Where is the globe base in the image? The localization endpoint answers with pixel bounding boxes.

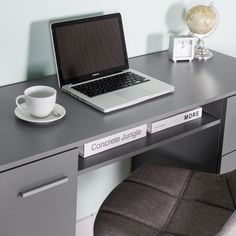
[194,39,213,60]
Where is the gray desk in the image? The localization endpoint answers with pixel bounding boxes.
[1,50,236,236]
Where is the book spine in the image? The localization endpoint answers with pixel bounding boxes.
[148,107,202,134]
[81,124,147,158]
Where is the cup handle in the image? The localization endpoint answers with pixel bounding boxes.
[16,95,27,111]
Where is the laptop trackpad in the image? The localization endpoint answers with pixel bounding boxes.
[115,87,150,101]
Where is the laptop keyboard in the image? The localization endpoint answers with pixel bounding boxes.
[72,72,150,97]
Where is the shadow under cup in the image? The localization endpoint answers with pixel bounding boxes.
[16,86,57,118]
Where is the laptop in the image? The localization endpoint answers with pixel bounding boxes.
[51,13,174,113]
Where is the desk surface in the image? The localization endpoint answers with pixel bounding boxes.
[1,50,236,173]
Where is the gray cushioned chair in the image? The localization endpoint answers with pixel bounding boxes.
[94,164,236,236]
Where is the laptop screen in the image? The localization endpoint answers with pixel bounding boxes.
[51,13,129,87]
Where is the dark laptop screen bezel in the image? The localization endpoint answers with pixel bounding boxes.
[51,13,129,87]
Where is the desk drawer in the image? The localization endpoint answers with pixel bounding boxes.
[223,96,236,155]
[221,151,236,174]
[0,149,78,236]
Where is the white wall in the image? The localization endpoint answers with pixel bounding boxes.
[1,0,235,220]
[1,0,234,88]
[207,1,236,57]
[77,159,131,219]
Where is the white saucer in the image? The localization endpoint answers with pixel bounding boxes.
[15,103,66,124]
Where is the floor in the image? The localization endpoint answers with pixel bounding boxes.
[76,213,97,236]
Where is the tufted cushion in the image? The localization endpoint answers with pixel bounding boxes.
[94,164,236,236]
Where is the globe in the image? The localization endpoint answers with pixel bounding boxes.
[186,4,217,36]
[185,2,219,60]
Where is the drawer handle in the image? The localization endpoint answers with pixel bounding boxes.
[20,177,69,198]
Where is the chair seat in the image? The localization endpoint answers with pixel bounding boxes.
[94,164,236,236]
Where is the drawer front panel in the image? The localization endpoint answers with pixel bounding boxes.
[221,151,236,174]
[0,149,78,236]
[223,96,236,155]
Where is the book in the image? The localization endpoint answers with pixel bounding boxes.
[79,124,147,158]
[148,107,202,134]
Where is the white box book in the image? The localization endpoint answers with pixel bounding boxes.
[148,107,202,134]
[80,124,147,158]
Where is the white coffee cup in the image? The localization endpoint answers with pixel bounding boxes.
[16,86,57,118]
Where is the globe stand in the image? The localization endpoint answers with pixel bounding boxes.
[195,38,213,60]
